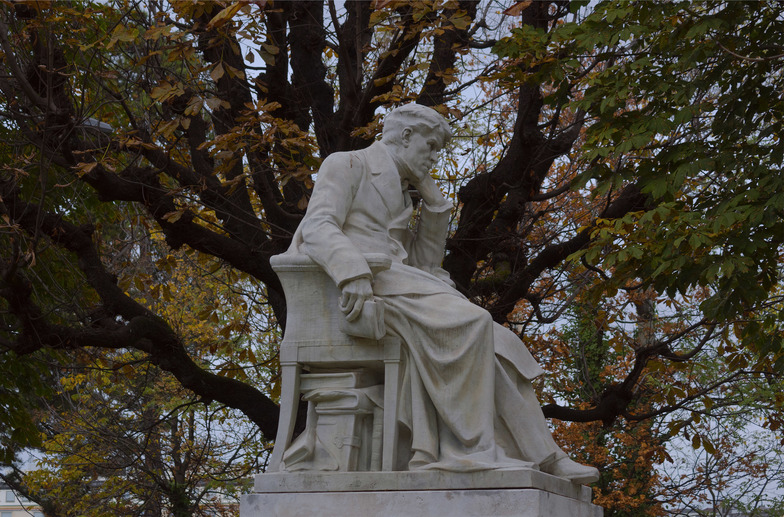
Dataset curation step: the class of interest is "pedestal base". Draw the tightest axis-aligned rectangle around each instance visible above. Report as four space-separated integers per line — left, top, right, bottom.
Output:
241 469 603 517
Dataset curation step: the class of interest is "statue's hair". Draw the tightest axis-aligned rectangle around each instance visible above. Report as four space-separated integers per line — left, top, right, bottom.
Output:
381 103 452 146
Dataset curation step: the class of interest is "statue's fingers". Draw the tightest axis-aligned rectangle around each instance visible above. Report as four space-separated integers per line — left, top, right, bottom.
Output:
340 291 358 315
345 297 364 322
344 292 359 314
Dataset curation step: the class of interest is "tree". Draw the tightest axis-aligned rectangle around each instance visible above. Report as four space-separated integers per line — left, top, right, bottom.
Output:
533 296 669 515
1 0 783 512
659 408 784 516
2 233 269 515
23 355 257 516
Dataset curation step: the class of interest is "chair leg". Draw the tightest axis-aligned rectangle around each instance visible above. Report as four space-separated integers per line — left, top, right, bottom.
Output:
268 362 301 472
382 338 402 471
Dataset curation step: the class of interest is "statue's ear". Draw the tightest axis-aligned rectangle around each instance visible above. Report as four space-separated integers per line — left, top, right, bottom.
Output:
400 127 413 147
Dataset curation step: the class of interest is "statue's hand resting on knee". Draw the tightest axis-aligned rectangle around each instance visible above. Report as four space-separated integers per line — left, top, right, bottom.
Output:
339 277 373 322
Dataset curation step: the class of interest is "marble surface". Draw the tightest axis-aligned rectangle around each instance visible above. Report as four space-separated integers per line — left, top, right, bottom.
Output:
241 489 603 517
254 469 590 501
242 469 602 517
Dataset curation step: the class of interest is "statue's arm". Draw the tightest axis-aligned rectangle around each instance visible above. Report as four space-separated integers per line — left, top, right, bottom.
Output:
409 201 451 266
407 175 454 284
300 153 373 288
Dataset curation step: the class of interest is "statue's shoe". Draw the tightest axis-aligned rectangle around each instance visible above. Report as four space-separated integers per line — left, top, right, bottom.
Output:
541 457 600 484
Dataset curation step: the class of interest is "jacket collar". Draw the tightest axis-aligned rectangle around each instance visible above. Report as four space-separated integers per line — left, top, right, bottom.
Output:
363 141 409 217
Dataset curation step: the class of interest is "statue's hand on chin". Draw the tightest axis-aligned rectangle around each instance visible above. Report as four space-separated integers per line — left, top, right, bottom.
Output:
413 174 449 209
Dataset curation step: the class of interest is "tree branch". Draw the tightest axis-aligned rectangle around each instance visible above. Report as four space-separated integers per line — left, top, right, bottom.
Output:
0 13 56 113
487 183 648 322
418 1 478 107
0 187 281 439
289 1 337 153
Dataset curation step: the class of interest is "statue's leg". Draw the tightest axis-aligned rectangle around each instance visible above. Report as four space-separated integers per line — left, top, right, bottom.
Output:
494 358 562 463
382 293 528 471
495 358 599 483
383 293 498 452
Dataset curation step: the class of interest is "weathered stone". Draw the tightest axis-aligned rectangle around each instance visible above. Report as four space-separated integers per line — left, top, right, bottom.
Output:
242 470 602 517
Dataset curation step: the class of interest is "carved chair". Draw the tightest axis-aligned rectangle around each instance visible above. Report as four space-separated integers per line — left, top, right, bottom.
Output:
268 253 402 472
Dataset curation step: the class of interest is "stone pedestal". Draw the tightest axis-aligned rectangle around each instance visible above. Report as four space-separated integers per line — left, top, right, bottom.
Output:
241 469 603 517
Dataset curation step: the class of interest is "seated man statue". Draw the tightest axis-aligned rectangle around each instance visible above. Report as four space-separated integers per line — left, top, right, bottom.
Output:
285 103 599 483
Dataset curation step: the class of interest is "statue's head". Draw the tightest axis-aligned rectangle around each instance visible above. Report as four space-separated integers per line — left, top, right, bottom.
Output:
381 103 452 147
381 103 451 182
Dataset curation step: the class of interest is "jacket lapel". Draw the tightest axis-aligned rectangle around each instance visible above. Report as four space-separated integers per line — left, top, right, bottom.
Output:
364 142 406 218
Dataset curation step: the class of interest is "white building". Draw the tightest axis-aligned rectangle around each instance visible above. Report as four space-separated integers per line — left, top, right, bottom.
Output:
0 484 42 517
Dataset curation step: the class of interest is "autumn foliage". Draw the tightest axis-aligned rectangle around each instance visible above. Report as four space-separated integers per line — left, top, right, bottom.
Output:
1 0 784 514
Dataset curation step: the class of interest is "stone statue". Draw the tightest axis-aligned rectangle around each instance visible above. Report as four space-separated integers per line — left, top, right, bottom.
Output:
283 103 599 484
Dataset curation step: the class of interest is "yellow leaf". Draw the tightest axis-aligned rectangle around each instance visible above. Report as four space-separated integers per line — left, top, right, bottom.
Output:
107 25 139 49
224 64 246 79
144 24 173 41
207 2 243 29
210 62 225 82
449 12 471 30
163 210 185 223
205 97 223 111
150 85 168 100
184 96 204 116
261 42 280 56
259 49 276 65
150 81 185 103
121 364 135 379
373 0 396 8
157 119 179 139
270 375 281 401
74 162 98 177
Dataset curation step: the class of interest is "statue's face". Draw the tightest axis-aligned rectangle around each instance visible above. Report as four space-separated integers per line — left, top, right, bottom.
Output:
397 127 442 183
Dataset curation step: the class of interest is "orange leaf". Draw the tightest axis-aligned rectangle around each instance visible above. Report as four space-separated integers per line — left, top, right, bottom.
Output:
503 1 532 16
